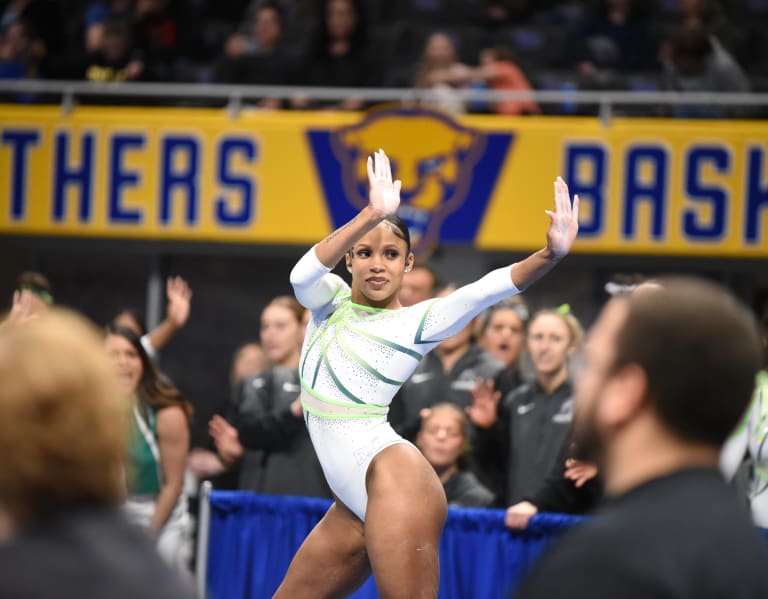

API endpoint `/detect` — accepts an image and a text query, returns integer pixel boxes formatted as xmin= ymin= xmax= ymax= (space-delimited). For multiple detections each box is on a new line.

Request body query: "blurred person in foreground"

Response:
xmin=0 ymin=310 xmax=194 ymax=599
xmin=514 ymin=278 xmax=768 ymax=599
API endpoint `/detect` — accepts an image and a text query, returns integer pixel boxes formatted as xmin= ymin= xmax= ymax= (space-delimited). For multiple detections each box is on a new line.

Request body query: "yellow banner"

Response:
xmin=1 ymin=104 xmax=766 ymax=257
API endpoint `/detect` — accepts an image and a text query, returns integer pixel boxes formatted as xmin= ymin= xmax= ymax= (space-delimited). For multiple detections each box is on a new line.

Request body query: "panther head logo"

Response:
xmin=329 ymin=106 xmax=488 ymax=256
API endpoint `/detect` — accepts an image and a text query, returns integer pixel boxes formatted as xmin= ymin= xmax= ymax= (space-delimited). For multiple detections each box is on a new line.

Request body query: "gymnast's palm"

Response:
xmin=368 ymin=149 xmax=401 ymax=216
xmin=546 ymin=177 xmax=580 ymax=258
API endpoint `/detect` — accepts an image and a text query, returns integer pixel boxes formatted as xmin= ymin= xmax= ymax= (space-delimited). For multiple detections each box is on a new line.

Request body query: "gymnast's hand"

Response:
xmin=545 ymin=177 xmax=580 ymax=258
xmin=367 ymin=148 xmax=401 ymax=217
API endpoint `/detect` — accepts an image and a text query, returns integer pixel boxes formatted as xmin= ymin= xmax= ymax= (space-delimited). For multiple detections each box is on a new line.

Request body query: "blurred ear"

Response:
xmin=345 ymin=252 xmax=353 ymax=274
xmin=599 ymin=363 xmax=648 ymax=429
xmin=405 ymin=252 xmax=415 ymax=272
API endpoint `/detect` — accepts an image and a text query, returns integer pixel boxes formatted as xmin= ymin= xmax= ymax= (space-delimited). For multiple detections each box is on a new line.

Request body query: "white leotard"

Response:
xmin=290 ymin=245 xmax=520 ymax=520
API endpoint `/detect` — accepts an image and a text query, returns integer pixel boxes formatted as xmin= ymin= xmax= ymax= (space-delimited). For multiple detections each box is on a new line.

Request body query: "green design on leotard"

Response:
xmin=344 ymin=322 xmax=423 ymax=362
xmin=414 ymin=299 xmax=441 ymax=344
xmin=336 ymin=333 xmax=405 ymax=386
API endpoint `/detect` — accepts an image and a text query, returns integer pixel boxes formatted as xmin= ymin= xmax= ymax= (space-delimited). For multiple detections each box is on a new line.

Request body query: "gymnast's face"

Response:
xmin=346 ymin=222 xmax=414 ymax=309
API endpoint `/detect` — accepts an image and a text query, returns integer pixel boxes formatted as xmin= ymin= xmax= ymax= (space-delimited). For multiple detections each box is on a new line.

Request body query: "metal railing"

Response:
xmin=1 ymin=79 xmax=766 ymax=122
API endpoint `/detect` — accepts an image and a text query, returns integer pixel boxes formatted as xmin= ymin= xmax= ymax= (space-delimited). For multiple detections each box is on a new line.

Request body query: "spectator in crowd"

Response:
xmin=670 ymin=0 xmax=741 ymax=59
xmin=660 ymin=25 xmax=750 ymax=117
xmin=229 ymin=340 xmax=268 ymax=388
xmin=720 ymin=303 xmax=768 ymax=526
xmin=417 ymin=403 xmax=495 ymax=508
xmin=83 ymin=0 xmax=134 ymax=55
xmin=291 ymin=0 xmax=373 ymax=111
xmin=84 ymin=18 xmax=144 ymax=82
xmin=0 ymin=310 xmax=195 ymax=599
xmin=0 ymin=19 xmax=38 ymax=79
xmin=398 ymin=263 xmax=438 ymax=307
xmin=514 ymin=279 xmax=768 ymax=599
xmin=207 ymin=296 xmax=330 ymax=497
xmin=111 ymin=275 xmax=192 ymax=360
xmin=413 ymin=31 xmax=469 ymax=114
xmin=572 ymin=0 xmax=655 ymax=78
xmin=227 ymin=0 xmax=316 ymax=48
xmin=105 ymin=323 xmax=194 ymax=571
xmin=132 ymin=0 xmax=200 ymax=81
xmin=483 ymin=0 xmax=537 ymax=26
xmin=187 ymin=340 xmax=267 ymax=488
xmin=431 ymin=45 xmax=540 ymax=115
xmin=477 ymin=296 xmax=529 ymax=392
xmin=0 ymin=0 xmax=65 ymax=76
xmin=1 ymin=271 xmax=53 ymax=325
xmin=468 ymin=307 xmax=584 ymax=505
xmin=213 ymin=4 xmax=295 ymax=108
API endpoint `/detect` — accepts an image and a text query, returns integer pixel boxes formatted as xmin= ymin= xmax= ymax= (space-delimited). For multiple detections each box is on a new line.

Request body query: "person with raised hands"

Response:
xmin=274 ymin=149 xmax=579 ymax=599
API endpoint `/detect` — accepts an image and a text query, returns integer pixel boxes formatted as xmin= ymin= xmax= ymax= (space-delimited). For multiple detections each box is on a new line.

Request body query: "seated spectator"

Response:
xmin=429 ymin=45 xmax=540 ymax=115
xmin=0 ymin=0 xmax=65 ymax=76
xmin=84 ymin=18 xmax=144 ymax=82
xmin=83 ymin=0 xmax=134 ymax=55
xmin=105 ymin=323 xmax=194 ymax=572
xmin=413 ymin=31 xmax=469 ymax=114
xmin=572 ymin=0 xmax=655 ymax=78
xmin=291 ymin=0 xmax=373 ymax=111
xmin=0 ymin=19 xmax=38 ymax=80
xmin=417 ymin=403 xmax=495 ymax=508
xmin=660 ymin=25 xmax=750 ymax=117
xmin=214 ymin=4 xmax=296 ymax=108
xmin=0 ymin=310 xmax=194 ymax=599
xmin=673 ymin=0 xmax=740 ymax=57
xmin=468 ymin=307 xmax=584 ymax=505
xmin=132 ymin=0 xmax=201 ymax=81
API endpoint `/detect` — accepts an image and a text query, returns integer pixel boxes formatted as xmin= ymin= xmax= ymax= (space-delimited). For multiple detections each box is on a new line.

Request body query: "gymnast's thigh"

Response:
xmin=272 ymin=499 xmax=371 ymax=599
xmin=364 ymin=443 xmax=448 ymax=599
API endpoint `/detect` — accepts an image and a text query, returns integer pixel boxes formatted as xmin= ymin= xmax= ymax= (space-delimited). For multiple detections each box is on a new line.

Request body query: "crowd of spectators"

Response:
xmin=0 ymin=0 xmax=766 ymax=115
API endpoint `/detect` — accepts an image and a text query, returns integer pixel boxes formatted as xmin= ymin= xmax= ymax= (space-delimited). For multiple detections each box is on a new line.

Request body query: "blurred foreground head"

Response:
xmin=0 ymin=311 xmax=126 ymax=529
xmin=573 ymin=277 xmax=762 ymax=462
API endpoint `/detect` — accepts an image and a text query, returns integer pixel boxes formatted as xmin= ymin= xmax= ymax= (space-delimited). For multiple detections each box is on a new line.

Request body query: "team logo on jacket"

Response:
xmin=307 ymin=106 xmax=514 ymax=257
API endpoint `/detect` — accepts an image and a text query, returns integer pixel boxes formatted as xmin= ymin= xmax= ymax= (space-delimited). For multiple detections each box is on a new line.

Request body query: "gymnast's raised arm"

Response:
xmin=289 ymin=149 xmax=401 ymax=311
xmin=419 ymin=177 xmax=580 ymax=343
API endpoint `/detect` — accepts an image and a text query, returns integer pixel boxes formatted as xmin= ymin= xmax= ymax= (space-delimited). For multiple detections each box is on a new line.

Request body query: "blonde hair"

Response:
xmin=0 ymin=310 xmax=128 ymax=527
xmin=530 ymin=307 xmax=585 ymax=348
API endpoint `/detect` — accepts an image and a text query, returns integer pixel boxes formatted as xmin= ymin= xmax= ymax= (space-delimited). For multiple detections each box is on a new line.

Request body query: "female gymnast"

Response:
xmin=275 ymin=149 xmax=579 ymax=599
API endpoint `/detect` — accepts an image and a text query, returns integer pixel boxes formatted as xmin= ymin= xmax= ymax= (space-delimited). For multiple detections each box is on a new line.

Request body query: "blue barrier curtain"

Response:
xmin=206 ymin=492 xmax=583 ymax=599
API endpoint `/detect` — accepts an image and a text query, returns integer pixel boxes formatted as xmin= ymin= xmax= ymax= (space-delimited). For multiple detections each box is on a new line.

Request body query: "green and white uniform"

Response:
xmin=290 ymin=246 xmax=520 ymax=520
xmin=721 ymin=371 xmax=768 ymax=526
xmin=124 ymin=399 xmax=191 ymax=571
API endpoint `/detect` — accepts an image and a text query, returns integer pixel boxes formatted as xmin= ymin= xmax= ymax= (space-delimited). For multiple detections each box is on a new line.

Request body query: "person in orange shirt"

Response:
xmin=428 ymin=44 xmax=540 ymax=116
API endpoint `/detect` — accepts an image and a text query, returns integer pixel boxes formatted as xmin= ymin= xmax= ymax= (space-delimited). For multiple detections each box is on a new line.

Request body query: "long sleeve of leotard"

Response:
xmin=417 ymin=266 xmax=520 ymax=344
xmin=290 ymin=245 xmax=349 ymax=312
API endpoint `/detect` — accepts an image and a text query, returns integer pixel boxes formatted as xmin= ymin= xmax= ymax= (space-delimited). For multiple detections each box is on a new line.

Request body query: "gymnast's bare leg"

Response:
xmin=272 ymin=499 xmax=371 ymax=599
xmin=365 ymin=443 xmax=447 ymax=599
xmin=273 ymin=445 xmax=446 ymax=599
